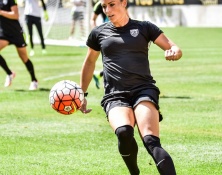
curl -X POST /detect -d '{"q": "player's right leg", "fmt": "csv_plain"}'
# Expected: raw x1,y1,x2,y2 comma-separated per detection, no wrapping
4,71,16,87
0,39,16,87
108,104,140,175
93,70,103,89
93,74,100,89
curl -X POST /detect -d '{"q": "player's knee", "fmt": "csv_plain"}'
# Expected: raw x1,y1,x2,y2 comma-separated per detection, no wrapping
143,135,161,155
115,125,134,155
115,125,134,141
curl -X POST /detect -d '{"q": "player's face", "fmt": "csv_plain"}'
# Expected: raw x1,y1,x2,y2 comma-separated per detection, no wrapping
100,0,127,26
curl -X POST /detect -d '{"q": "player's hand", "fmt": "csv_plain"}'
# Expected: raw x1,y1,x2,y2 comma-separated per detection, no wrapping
165,46,182,61
79,98,92,114
44,10,49,21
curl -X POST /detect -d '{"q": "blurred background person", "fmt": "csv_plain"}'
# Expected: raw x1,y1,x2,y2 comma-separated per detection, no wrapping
24,0,49,57
69,0,86,40
0,0,38,90
90,0,109,29
90,1,107,89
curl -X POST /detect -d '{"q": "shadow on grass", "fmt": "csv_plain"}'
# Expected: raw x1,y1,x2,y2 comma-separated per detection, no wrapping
15,88,50,92
14,90,192,99
160,95,191,99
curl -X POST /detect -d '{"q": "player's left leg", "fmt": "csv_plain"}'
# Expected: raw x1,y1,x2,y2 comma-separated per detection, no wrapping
16,47,38,90
69,12,76,39
143,135,176,175
34,17,46,53
135,101,176,175
0,55,16,87
25,16,35,56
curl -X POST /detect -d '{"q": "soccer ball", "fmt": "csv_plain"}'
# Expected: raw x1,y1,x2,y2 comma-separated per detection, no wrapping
49,80,84,115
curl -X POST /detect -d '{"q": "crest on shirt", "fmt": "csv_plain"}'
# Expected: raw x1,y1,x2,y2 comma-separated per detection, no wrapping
130,29,139,37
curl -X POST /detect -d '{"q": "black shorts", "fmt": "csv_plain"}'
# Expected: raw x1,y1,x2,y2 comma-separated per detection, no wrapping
101,86,160,116
25,15,41,26
72,11,84,21
0,29,27,48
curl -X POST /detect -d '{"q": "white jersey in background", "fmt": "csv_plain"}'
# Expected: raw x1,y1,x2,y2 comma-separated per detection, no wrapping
71,0,85,13
24,0,41,17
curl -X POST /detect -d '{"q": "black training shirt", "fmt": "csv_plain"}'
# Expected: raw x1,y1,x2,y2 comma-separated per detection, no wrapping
87,19,163,93
0,0,22,36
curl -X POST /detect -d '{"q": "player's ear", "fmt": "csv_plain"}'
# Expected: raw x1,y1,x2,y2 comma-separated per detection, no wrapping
121,0,127,8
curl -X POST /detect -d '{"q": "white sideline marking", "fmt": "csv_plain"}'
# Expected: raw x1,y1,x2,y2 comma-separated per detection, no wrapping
43,72,81,81
45,39,86,47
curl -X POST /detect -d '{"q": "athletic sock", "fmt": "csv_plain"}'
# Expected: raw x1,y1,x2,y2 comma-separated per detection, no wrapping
0,55,12,75
25,59,37,81
143,135,176,175
121,137,140,175
115,125,140,175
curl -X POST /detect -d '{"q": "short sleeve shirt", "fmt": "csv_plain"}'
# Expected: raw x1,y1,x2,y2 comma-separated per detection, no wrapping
86,19,163,94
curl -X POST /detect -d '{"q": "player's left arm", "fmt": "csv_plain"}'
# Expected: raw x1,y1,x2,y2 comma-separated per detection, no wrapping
0,5,19,20
154,33,182,61
40,0,49,21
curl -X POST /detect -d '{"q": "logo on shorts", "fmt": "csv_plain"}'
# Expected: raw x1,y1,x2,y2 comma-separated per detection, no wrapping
130,29,139,37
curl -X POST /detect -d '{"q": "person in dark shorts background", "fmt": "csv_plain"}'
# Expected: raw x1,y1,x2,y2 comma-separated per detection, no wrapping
0,0,38,90
90,0,109,28
24,0,49,57
79,0,183,174
69,0,86,40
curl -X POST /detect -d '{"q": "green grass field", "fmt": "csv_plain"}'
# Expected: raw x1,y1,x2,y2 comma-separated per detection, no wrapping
0,27,222,175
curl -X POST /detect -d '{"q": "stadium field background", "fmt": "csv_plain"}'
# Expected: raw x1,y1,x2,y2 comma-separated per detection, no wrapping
0,27,221,175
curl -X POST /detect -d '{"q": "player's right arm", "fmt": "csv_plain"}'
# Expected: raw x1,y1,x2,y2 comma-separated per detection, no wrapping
79,47,100,114
80,47,100,93
90,12,98,29
90,1,102,28
0,5,19,20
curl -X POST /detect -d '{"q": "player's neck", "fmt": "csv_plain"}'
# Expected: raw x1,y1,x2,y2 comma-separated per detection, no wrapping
112,16,129,28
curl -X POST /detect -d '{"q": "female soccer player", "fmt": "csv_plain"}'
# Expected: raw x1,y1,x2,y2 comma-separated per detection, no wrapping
0,0,38,90
24,0,49,56
80,0,182,174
